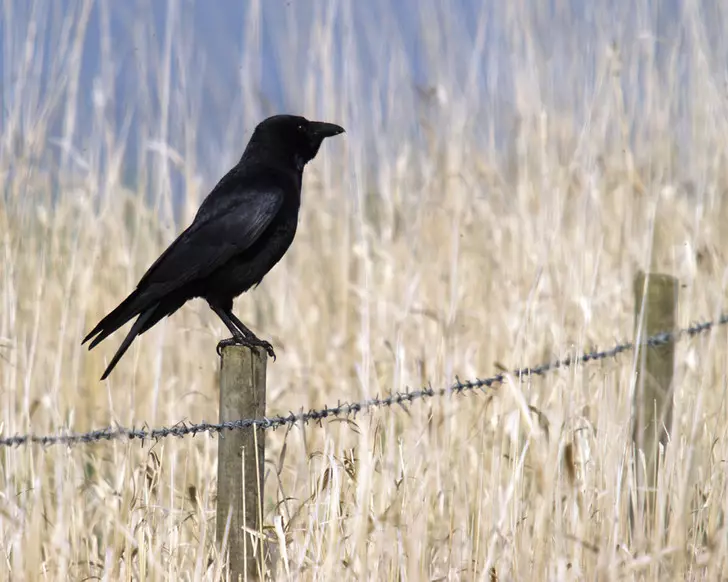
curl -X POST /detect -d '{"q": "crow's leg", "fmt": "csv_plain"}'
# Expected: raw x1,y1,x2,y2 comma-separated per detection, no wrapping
209,303,276,360
209,304,245,355
227,310,260,338
226,308,276,359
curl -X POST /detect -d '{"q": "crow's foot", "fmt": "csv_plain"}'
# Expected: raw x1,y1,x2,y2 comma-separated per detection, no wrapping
216,336,276,360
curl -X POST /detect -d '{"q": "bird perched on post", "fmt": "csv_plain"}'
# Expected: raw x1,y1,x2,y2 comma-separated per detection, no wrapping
83,114,345,380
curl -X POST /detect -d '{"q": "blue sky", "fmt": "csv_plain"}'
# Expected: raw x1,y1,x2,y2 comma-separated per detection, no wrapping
1,0,719,207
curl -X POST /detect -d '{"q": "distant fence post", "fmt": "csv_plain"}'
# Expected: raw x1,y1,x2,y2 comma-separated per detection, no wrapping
632,271,677,535
216,346,267,581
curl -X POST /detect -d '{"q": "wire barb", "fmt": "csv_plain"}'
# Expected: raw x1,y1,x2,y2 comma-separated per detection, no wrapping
1,314,725,448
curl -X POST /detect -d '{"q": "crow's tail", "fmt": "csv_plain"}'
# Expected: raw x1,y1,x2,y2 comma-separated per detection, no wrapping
98,307,156,380
84,289,188,379
83,289,151,350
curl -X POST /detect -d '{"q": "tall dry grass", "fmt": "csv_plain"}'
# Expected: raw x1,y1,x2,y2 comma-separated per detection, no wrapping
2,0,728,579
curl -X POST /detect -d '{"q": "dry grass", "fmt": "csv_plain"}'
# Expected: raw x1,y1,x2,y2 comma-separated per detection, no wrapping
2,1,728,580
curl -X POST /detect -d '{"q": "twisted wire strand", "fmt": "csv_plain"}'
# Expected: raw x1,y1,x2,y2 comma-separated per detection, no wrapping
1,313,725,448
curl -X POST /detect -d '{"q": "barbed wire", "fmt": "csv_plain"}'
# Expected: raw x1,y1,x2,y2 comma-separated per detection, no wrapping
1,313,726,448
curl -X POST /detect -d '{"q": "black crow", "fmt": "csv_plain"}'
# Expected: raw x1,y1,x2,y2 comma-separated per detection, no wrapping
83,114,345,379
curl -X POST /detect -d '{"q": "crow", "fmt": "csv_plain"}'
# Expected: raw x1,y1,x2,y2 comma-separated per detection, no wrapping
83,114,345,380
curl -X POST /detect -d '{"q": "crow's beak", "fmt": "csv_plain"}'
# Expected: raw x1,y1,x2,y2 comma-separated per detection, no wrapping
310,121,345,139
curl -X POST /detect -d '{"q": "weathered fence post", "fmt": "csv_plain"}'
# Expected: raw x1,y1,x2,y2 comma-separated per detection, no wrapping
216,346,267,581
632,271,677,535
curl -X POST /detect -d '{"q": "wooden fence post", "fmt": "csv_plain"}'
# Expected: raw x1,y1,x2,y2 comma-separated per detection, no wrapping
216,345,267,581
632,271,677,535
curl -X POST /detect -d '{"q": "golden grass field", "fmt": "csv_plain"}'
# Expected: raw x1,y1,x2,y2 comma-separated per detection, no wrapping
2,1,728,580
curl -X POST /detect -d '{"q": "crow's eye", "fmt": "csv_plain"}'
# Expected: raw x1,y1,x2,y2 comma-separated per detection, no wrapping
297,124,305,132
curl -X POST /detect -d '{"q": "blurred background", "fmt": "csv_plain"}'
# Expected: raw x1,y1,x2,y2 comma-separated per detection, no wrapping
3,0,720,217
2,1,728,579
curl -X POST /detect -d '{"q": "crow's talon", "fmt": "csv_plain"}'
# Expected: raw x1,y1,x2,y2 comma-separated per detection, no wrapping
260,341,276,361
216,336,242,356
248,338,276,361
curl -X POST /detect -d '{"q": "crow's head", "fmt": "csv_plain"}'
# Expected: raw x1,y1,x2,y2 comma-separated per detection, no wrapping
248,114,345,170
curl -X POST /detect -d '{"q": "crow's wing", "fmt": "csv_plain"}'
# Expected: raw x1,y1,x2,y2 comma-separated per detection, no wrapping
82,178,285,351
137,183,284,295
85,183,284,379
